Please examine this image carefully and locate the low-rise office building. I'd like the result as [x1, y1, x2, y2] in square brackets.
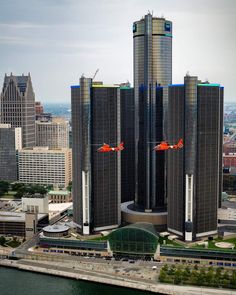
[22, 194, 49, 214]
[224, 154, 236, 167]
[0, 211, 48, 237]
[48, 190, 71, 203]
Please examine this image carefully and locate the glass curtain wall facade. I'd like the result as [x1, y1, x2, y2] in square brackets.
[167, 75, 224, 241]
[0, 126, 17, 181]
[133, 14, 172, 211]
[91, 86, 121, 231]
[120, 87, 135, 203]
[108, 223, 159, 256]
[71, 78, 121, 234]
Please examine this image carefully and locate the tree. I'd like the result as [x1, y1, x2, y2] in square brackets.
[15, 186, 26, 198]
[159, 269, 167, 282]
[162, 264, 169, 272]
[36, 186, 47, 195]
[174, 274, 182, 285]
[198, 268, 206, 285]
[182, 268, 190, 282]
[190, 270, 198, 285]
[14, 183, 47, 197]
[167, 265, 176, 275]
[205, 268, 214, 286]
[230, 271, 236, 288]
[223, 272, 229, 281]
[46, 184, 53, 191]
[67, 181, 72, 192]
[174, 269, 182, 285]
[11, 182, 25, 192]
[0, 180, 9, 196]
[0, 236, 6, 246]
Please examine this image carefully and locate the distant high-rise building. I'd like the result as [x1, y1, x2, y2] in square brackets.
[0, 124, 22, 181]
[35, 101, 44, 114]
[167, 75, 223, 241]
[0, 73, 36, 147]
[18, 147, 72, 188]
[36, 112, 52, 122]
[71, 77, 121, 234]
[133, 13, 172, 211]
[36, 117, 69, 148]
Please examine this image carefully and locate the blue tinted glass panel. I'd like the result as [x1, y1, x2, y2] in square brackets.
[165, 22, 171, 32]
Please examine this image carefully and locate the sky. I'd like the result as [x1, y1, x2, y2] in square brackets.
[0, 0, 235, 102]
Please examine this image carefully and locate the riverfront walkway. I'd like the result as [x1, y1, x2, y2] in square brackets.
[0, 259, 236, 295]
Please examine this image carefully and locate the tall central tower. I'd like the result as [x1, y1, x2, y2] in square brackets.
[133, 13, 172, 211]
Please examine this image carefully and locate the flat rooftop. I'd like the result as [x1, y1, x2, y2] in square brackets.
[48, 190, 70, 196]
[49, 202, 72, 213]
[0, 211, 47, 222]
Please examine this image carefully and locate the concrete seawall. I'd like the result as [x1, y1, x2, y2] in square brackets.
[0, 259, 235, 295]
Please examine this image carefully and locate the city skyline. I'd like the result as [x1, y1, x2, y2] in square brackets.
[0, 0, 235, 102]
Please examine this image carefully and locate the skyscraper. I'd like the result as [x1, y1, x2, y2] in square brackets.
[167, 75, 223, 241]
[0, 73, 36, 147]
[71, 78, 121, 234]
[133, 13, 172, 211]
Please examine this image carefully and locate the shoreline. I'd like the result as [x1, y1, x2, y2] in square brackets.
[0, 259, 235, 295]
[0, 259, 163, 294]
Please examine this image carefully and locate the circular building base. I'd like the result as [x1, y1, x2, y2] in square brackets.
[43, 224, 70, 238]
[121, 201, 167, 229]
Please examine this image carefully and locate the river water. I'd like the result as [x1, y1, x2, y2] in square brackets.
[0, 267, 155, 295]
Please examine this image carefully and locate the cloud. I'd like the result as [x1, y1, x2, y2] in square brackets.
[0, 36, 29, 45]
[0, 22, 81, 30]
[0, 22, 50, 29]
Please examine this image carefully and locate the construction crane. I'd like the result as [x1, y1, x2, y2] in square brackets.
[92, 69, 99, 80]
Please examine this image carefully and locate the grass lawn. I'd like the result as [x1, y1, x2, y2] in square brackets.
[219, 237, 236, 244]
[6, 240, 21, 248]
[159, 235, 236, 252]
[159, 236, 184, 248]
[0, 191, 18, 199]
[191, 237, 236, 252]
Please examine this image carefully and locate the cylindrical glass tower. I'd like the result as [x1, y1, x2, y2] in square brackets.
[133, 13, 172, 211]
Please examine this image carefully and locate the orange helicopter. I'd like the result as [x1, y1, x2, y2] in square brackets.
[97, 142, 124, 153]
[153, 138, 183, 151]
